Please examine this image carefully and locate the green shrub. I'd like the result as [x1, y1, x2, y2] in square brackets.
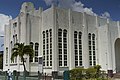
[85, 67, 97, 79]
[69, 65, 108, 80]
[70, 68, 85, 80]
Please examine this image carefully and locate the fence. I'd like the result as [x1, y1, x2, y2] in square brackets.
[0, 71, 64, 80]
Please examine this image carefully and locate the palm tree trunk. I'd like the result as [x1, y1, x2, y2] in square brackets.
[21, 57, 27, 80]
[22, 57, 26, 72]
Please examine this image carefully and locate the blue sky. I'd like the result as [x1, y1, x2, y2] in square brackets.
[0, 0, 47, 18]
[0, 0, 120, 50]
[0, 0, 120, 20]
[80, 0, 120, 20]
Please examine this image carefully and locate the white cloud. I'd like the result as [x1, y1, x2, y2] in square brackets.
[44, 0, 96, 15]
[84, 8, 96, 16]
[72, 1, 84, 12]
[44, 0, 54, 6]
[0, 14, 12, 36]
[72, 1, 96, 16]
[43, 0, 110, 17]
[101, 12, 110, 18]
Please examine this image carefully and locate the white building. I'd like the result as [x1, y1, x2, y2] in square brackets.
[3, 2, 120, 75]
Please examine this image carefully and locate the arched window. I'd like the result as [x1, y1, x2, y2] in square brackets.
[74, 31, 83, 67]
[46, 30, 48, 38]
[88, 33, 91, 40]
[79, 32, 82, 39]
[79, 32, 82, 66]
[43, 29, 53, 67]
[49, 29, 52, 37]
[58, 29, 62, 66]
[43, 31, 45, 38]
[42, 31, 45, 66]
[10, 41, 13, 63]
[15, 34, 17, 43]
[92, 34, 96, 65]
[35, 43, 39, 62]
[46, 30, 49, 66]
[6, 47, 8, 64]
[88, 33, 92, 66]
[49, 29, 52, 66]
[88, 33, 96, 66]
[58, 29, 62, 37]
[30, 42, 34, 48]
[63, 29, 67, 66]
[30, 42, 34, 62]
[74, 31, 78, 66]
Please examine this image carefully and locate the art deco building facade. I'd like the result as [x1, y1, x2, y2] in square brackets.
[3, 2, 120, 74]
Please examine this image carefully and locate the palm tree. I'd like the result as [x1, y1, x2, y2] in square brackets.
[11, 43, 34, 72]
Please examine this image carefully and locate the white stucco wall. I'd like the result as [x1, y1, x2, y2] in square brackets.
[3, 2, 120, 74]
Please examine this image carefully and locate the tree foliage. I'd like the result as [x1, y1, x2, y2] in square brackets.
[11, 43, 34, 71]
[70, 65, 107, 80]
[70, 68, 85, 80]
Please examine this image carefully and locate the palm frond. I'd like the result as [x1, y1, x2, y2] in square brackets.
[23, 45, 34, 57]
[11, 51, 19, 61]
[12, 47, 19, 51]
[11, 43, 34, 71]
[14, 43, 20, 46]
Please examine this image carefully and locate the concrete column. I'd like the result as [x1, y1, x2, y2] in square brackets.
[106, 19, 113, 70]
[95, 16, 99, 65]
[8, 29, 10, 69]
[82, 13, 89, 68]
[52, 6, 58, 71]
[25, 13, 30, 71]
[20, 12, 27, 43]
[17, 16, 20, 71]
[68, 9, 75, 70]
